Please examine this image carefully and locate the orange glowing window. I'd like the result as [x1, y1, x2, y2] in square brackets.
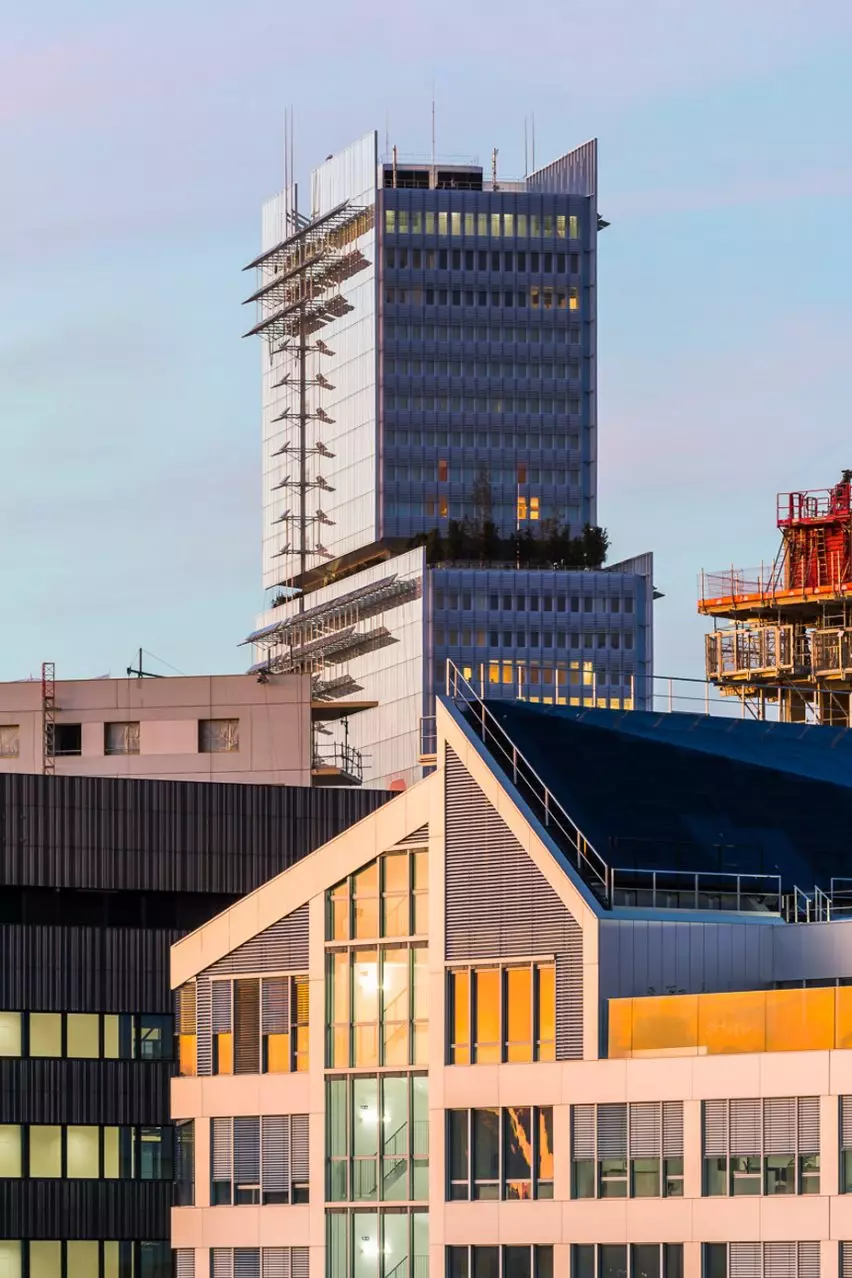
[474, 968, 501, 1064]
[536, 964, 556, 1061]
[530, 497, 540, 521]
[450, 969, 471, 1065]
[505, 967, 533, 1063]
[439, 497, 449, 519]
[438, 460, 449, 483]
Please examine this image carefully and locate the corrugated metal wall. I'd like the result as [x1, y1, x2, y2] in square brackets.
[444, 746, 583, 1058]
[0, 1180, 171, 1239]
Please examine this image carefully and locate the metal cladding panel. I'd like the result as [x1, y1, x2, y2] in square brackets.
[444, 745, 583, 1059]
[0, 1059, 170, 1125]
[0, 773, 388, 892]
[0, 924, 180, 1012]
[310, 132, 378, 216]
[0, 1179, 170, 1240]
[527, 140, 597, 197]
[598, 918, 772, 1002]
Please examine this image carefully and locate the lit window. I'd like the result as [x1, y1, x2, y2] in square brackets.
[530, 497, 540, 521]
[569, 287, 579, 311]
[439, 497, 449, 519]
[569, 215, 580, 239]
[438, 460, 449, 482]
[30, 1013, 62, 1057]
[30, 1126, 62, 1178]
[491, 213, 501, 238]
[0, 1126, 21, 1178]
[451, 212, 461, 236]
[0, 726, 19, 759]
[556, 214, 566, 239]
[0, 1014, 21, 1058]
[398, 211, 409, 234]
[385, 210, 395, 233]
[464, 212, 474, 235]
[517, 496, 527, 521]
[67, 1014, 99, 1059]
[438, 212, 448, 236]
[199, 718, 239, 753]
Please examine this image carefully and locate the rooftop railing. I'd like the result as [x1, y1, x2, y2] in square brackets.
[611, 868, 783, 915]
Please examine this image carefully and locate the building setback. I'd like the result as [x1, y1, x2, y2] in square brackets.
[0, 772, 388, 1277]
[172, 674, 852, 1278]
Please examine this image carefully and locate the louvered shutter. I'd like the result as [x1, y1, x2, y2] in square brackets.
[291, 1250, 309, 1278]
[797, 1243, 820, 1278]
[234, 1117, 261, 1186]
[763, 1098, 796, 1155]
[176, 983, 197, 1032]
[262, 977, 290, 1033]
[212, 1118, 233, 1182]
[572, 1105, 595, 1159]
[765, 1243, 796, 1278]
[597, 1104, 627, 1158]
[797, 1098, 820, 1156]
[629, 1103, 661, 1158]
[261, 1116, 290, 1198]
[234, 978, 261, 1074]
[174, 1251, 195, 1278]
[840, 1243, 852, 1278]
[843, 1098, 852, 1149]
[663, 1102, 684, 1158]
[262, 1249, 289, 1278]
[212, 1251, 234, 1278]
[196, 977, 213, 1076]
[295, 978, 309, 1024]
[291, 1114, 310, 1183]
[212, 981, 233, 1033]
[730, 1244, 761, 1278]
[703, 1100, 729, 1157]
[235, 1251, 261, 1278]
[730, 1099, 762, 1156]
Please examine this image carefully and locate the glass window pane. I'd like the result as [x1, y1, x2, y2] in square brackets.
[765, 1154, 795, 1194]
[633, 1246, 660, 1278]
[600, 1246, 628, 1278]
[704, 1156, 727, 1195]
[353, 1211, 378, 1278]
[382, 1211, 408, 1273]
[382, 893, 409, 938]
[353, 864, 379, 939]
[632, 1157, 661, 1197]
[30, 1013, 62, 1057]
[29, 1243, 61, 1278]
[473, 1248, 499, 1278]
[103, 1244, 120, 1278]
[0, 1014, 21, 1058]
[328, 1078, 348, 1158]
[505, 1106, 533, 1197]
[537, 1108, 554, 1187]
[138, 1015, 171, 1061]
[473, 969, 500, 1063]
[67, 1242, 100, 1276]
[353, 952, 379, 1023]
[536, 965, 555, 1059]
[412, 1075, 428, 1156]
[0, 1126, 21, 1177]
[139, 1126, 172, 1180]
[67, 1125, 100, 1178]
[381, 1076, 408, 1158]
[506, 968, 532, 1062]
[103, 1126, 120, 1179]
[703, 1246, 727, 1278]
[664, 1246, 683, 1278]
[30, 1126, 62, 1177]
[382, 951, 409, 1026]
[573, 1248, 595, 1278]
[0, 1242, 21, 1278]
[505, 1249, 531, 1278]
[383, 854, 408, 893]
[353, 1076, 379, 1156]
[473, 1108, 500, 1198]
[448, 1252, 469, 1278]
[450, 970, 470, 1065]
[67, 1014, 99, 1058]
[330, 883, 349, 940]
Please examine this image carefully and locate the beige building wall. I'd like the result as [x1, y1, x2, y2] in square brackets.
[0, 673, 312, 785]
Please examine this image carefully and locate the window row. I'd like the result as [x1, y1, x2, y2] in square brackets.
[384, 319, 582, 344]
[211, 1114, 309, 1205]
[327, 849, 428, 942]
[394, 464, 581, 485]
[572, 1245, 683, 1278]
[208, 1249, 308, 1278]
[703, 1097, 820, 1196]
[384, 208, 581, 240]
[384, 285, 580, 311]
[327, 945, 428, 1069]
[448, 1246, 554, 1278]
[176, 974, 308, 1078]
[435, 591, 633, 614]
[385, 246, 580, 274]
[34, 717, 239, 759]
[327, 1209, 428, 1278]
[0, 1240, 171, 1278]
[385, 356, 582, 378]
[385, 428, 583, 449]
[0, 1010, 171, 1060]
[449, 631, 634, 653]
[463, 661, 633, 697]
[571, 1102, 684, 1199]
[327, 1073, 429, 1203]
[0, 1124, 172, 1180]
[449, 962, 555, 1065]
[385, 391, 580, 415]
[448, 1106, 553, 1200]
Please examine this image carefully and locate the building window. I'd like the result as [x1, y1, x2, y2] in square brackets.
[327, 944, 427, 1069]
[0, 1125, 172, 1180]
[199, 718, 239, 753]
[211, 1114, 308, 1205]
[211, 1249, 309, 1278]
[327, 1209, 428, 1278]
[573, 1245, 682, 1278]
[104, 721, 140, 756]
[841, 1098, 852, 1191]
[448, 1106, 553, 1200]
[438, 459, 449, 482]
[703, 1243, 820, 1278]
[327, 1073, 428, 1203]
[175, 983, 197, 1076]
[328, 849, 428, 942]
[175, 1120, 194, 1207]
[209, 973, 308, 1076]
[703, 1097, 819, 1196]
[0, 725, 19, 758]
[447, 962, 554, 1065]
[51, 723, 82, 757]
[572, 1102, 683, 1199]
[0, 1011, 168, 1061]
[0, 1242, 173, 1277]
[447, 1246, 553, 1278]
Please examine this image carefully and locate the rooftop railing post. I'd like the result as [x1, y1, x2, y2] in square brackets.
[668, 679, 674, 713]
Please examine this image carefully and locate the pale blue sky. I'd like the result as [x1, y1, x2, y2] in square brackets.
[2, 0, 851, 683]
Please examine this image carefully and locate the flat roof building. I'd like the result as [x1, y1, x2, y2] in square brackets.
[170, 667, 852, 1278]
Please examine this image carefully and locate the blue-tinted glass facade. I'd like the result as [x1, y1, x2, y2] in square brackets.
[378, 186, 595, 543]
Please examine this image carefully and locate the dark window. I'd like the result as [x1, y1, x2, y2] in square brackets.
[52, 723, 81, 757]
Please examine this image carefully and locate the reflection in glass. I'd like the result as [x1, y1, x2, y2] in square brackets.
[536, 964, 556, 1060]
[504, 1106, 532, 1198]
[505, 968, 532, 1062]
[473, 969, 500, 1064]
[473, 1248, 499, 1278]
[473, 1109, 500, 1199]
[504, 1248, 531, 1278]
[353, 865, 379, 939]
[352, 1212, 378, 1278]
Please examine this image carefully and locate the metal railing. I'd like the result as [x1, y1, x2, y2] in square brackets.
[783, 885, 834, 924]
[445, 660, 611, 902]
[419, 716, 437, 759]
[611, 868, 782, 914]
[312, 742, 364, 782]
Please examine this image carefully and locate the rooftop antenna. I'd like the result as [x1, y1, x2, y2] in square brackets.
[531, 113, 536, 173]
[491, 147, 498, 191]
[524, 118, 529, 178]
[431, 84, 436, 167]
[126, 648, 164, 679]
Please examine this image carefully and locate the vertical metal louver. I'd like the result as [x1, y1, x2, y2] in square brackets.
[662, 1102, 684, 1158]
[763, 1098, 796, 1155]
[212, 980, 233, 1033]
[234, 1117, 261, 1185]
[629, 1102, 661, 1158]
[572, 1105, 595, 1159]
[234, 978, 261, 1074]
[174, 1251, 195, 1278]
[291, 1114, 310, 1182]
[597, 1103, 628, 1158]
[261, 1116, 290, 1197]
[212, 1117, 233, 1182]
[797, 1097, 820, 1156]
[729, 1099, 762, 1157]
[730, 1244, 762, 1278]
[262, 976, 290, 1034]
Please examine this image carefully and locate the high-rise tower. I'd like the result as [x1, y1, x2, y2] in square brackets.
[243, 132, 654, 788]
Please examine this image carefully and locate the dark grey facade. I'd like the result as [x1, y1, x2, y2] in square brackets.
[0, 773, 387, 1274]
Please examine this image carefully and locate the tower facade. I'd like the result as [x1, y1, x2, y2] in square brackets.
[243, 132, 654, 788]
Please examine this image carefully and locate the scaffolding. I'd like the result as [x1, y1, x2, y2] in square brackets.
[699, 473, 852, 725]
[243, 198, 374, 591]
[41, 661, 55, 775]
